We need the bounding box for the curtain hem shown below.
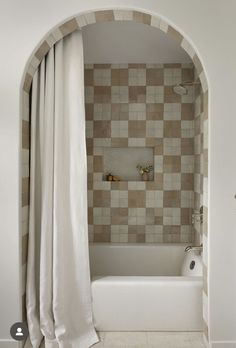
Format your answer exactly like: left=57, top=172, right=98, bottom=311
left=25, top=330, right=99, bottom=348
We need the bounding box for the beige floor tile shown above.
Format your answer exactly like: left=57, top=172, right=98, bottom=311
left=103, top=332, right=147, bottom=346
left=146, top=332, right=204, bottom=348
left=95, top=332, right=204, bottom=348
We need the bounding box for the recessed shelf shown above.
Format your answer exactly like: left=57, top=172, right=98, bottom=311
left=103, top=147, right=154, bottom=181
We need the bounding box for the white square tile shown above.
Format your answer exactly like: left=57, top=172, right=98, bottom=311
left=151, top=16, right=161, bottom=28
left=22, top=164, right=29, bottom=177
left=129, top=103, right=146, bottom=120
left=154, top=155, right=163, bottom=173
left=111, top=233, right=120, bottom=243
left=112, top=86, right=128, bottom=103
left=181, top=156, right=194, bottom=173
left=86, top=121, right=93, bottom=138
left=94, top=69, right=111, bottom=86
left=94, top=104, right=111, bottom=120
left=163, top=173, right=181, bottom=190
left=128, top=138, right=145, bottom=147
left=85, top=86, right=94, bottom=103
left=181, top=38, right=196, bottom=59
left=181, top=191, right=194, bottom=208
left=163, top=207, right=181, bottom=225
left=203, top=119, right=208, bottom=150
left=129, top=69, right=146, bottom=85
left=164, top=68, right=181, bottom=85
left=22, top=149, right=30, bottom=165
left=113, top=10, right=133, bottom=21
left=164, top=103, right=181, bottom=120
left=159, top=20, right=169, bottom=33
left=146, top=86, right=164, bottom=103
left=181, top=86, right=194, bottom=103
left=94, top=138, right=111, bottom=147
left=111, top=121, right=128, bottom=137
left=146, top=120, right=163, bottom=137
left=163, top=138, right=181, bottom=155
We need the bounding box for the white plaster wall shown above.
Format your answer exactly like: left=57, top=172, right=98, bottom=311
left=0, top=0, right=236, bottom=346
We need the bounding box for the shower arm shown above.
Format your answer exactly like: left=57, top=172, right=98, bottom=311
left=185, top=244, right=203, bottom=253
left=181, top=80, right=201, bottom=86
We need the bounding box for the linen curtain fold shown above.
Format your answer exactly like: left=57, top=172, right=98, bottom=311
left=25, top=30, right=98, bottom=348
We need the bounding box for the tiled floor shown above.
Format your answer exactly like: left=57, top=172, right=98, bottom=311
left=93, top=332, right=205, bottom=348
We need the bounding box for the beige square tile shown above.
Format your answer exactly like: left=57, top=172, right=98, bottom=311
left=94, top=226, right=111, bottom=242
left=93, top=190, right=111, bottom=207
left=181, top=103, right=194, bottom=120
left=94, top=64, right=111, bottom=69
left=182, top=67, right=194, bottom=82
left=128, top=191, right=146, bottom=207
left=146, top=68, right=163, bottom=85
left=128, top=69, right=146, bottom=86
left=146, top=103, right=163, bottom=120
left=163, top=190, right=181, bottom=207
left=85, top=104, right=94, bottom=120
left=164, top=86, right=181, bottom=103
left=85, top=86, right=94, bottom=103
left=181, top=173, right=194, bottom=190
left=94, top=69, right=111, bottom=86
left=163, top=155, right=181, bottom=172
left=95, top=10, right=115, bottom=22
left=93, top=121, right=111, bottom=138
left=133, top=11, right=151, bottom=25
left=112, top=86, right=129, bottom=103
left=128, top=121, right=146, bottom=138
left=129, top=86, right=146, bottom=103
left=59, top=18, right=78, bottom=36
left=111, top=138, right=128, bottom=147
left=111, top=103, right=129, bottom=120
left=111, top=69, right=128, bottom=85
left=34, top=40, right=50, bottom=61
left=146, top=86, right=164, bottom=103
left=22, top=234, right=28, bottom=265
left=93, top=156, right=103, bottom=172
left=164, top=68, right=181, bottom=86
left=94, top=86, right=111, bottom=103
left=164, top=120, right=181, bottom=137
left=23, top=73, right=33, bottom=93
left=181, top=138, right=194, bottom=155
left=167, top=26, right=183, bottom=44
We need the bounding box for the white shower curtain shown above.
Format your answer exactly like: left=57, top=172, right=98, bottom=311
left=25, top=30, right=98, bottom=348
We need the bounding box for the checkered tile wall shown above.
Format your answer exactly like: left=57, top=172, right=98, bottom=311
left=193, top=74, right=204, bottom=244
left=85, top=63, right=196, bottom=243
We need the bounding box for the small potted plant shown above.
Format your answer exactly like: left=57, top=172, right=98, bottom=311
left=136, top=164, right=153, bottom=181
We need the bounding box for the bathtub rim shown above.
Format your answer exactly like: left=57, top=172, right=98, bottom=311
left=89, top=242, right=192, bottom=247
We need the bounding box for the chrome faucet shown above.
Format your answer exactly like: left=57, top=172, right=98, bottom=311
left=192, top=206, right=203, bottom=224
left=185, top=243, right=203, bottom=253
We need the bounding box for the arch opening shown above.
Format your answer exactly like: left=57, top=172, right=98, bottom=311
left=20, top=8, right=209, bottom=345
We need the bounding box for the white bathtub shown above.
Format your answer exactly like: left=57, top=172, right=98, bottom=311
left=89, top=243, right=203, bottom=331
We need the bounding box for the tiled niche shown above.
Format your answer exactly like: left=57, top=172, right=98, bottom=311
left=85, top=63, right=196, bottom=243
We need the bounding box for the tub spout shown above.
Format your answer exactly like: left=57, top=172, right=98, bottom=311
left=185, top=244, right=203, bottom=253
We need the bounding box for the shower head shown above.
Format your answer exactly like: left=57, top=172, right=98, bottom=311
left=173, top=80, right=201, bottom=95
left=173, top=84, right=188, bottom=95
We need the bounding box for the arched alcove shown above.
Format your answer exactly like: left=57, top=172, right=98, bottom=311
left=20, top=9, right=209, bottom=344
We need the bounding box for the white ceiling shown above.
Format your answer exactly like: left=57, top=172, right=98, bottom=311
left=82, top=21, right=191, bottom=64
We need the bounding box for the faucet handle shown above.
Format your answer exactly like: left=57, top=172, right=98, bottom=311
left=185, top=244, right=203, bottom=253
